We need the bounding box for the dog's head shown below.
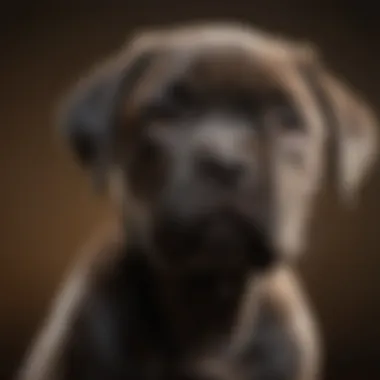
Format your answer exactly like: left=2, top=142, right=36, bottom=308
left=60, top=23, right=378, bottom=271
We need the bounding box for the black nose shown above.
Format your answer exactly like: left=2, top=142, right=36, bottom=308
left=196, top=155, right=245, bottom=187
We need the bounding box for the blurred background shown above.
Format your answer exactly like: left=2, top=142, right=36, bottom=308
left=1, top=1, right=380, bottom=379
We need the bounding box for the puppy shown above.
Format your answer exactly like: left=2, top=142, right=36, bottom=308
left=17, top=22, right=378, bottom=380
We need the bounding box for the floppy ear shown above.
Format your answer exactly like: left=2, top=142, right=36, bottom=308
left=301, top=50, right=379, bottom=205
left=57, top=38, right=156, bottom=191
left=320, top=72, right=378, bottom=204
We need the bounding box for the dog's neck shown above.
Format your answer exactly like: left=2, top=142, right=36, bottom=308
left=155, top=266, right=251, bottom=349
left=124, top=235, right=254, bottom=352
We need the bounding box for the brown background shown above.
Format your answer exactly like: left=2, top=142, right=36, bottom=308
left=1, top=1, right=380, bottom=379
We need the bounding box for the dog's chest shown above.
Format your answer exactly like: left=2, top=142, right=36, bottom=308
left=64, top=256, right=296, bottom=380
left=156, top=270, right=248, bottom=346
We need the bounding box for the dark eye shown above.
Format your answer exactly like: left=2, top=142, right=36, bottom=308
left=262, top=91, right=303, bottom=132
left=268, top=104, right=301, bottom=131
left=169, top=81, right=196, bottom=106
left=144, top=100, right=179, bottom=121
left=231, top=91, right=260, bottom=115
left=143, top=81, right=197, bottom=122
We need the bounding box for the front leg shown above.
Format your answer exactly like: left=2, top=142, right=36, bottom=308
left=63, top=252, right=172, bottom=380
left=239, top=268, right=321, bottom=380
left=239, top=299, right=299, bottom=380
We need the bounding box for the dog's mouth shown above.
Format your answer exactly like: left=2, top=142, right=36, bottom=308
left=152, top=209, right=275, bottom=271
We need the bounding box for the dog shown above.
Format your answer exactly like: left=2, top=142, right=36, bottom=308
left=17, top=22, right=378, bottom=380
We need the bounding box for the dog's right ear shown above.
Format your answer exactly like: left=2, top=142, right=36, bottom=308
left=57, top=36, right=157, bottom=191
left=296, top=46, right=379, bottom=205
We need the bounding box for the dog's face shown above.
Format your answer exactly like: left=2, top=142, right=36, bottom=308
left=61, top=23, right=378, bottom=271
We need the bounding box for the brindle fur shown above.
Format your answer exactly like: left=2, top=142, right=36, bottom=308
left=17, top=22, right=378, bottom=380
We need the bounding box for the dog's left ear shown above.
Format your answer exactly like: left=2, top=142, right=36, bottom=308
left=57, top=35, right=157, bottom=191
left=301, top=48, right=379, bottom=205
left=323, top=71, right=378, bottom=204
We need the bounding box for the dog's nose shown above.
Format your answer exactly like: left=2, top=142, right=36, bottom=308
left=196, top=154, right=245, bottom=187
